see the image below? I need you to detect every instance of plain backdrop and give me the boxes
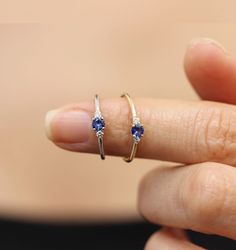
[0,1,235,223]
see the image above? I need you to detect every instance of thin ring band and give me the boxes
[121,93,144,163]
[92,94,105,160]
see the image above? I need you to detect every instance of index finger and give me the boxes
[45,97,236,165]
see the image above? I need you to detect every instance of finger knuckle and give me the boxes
[195,105,236,163]
[182,163,227,228]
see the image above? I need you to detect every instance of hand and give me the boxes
[45,38,236,249]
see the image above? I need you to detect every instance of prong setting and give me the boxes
[92,116,105,136]
[92,95,105,160]
[131,120,144,144]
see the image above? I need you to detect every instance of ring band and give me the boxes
[121,93,144,163]
[92,94,105,160]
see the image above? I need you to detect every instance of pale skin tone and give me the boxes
[45,38,236,249]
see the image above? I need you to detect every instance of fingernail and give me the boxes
[45,109,90,143]
[189,37,227,53]
[45,109,59,140]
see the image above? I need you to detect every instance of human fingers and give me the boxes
[46,98,236,165]
[138,162,236,239]
[184,38,236,104]
[145,227,204,250]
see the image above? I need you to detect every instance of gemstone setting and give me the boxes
[92,117,105,133]
[131,122,144,143]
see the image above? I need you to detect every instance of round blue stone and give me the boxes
[92,117,105,132]
[131,123,144,140]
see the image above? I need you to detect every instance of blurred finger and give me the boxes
[184,38,236,104]
[145,227,204,250]
[138,162,236,239]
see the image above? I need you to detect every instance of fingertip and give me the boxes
[183,38,236,103]
[145,227,203,250]
[188,37,227,53]
[45,108,91,144]
[184,37,228,81]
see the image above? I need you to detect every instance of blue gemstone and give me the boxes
[131,123,144,140]
[92,117,105,132]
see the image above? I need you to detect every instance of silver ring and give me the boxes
[92,94,105,160]
[121,93,144,163]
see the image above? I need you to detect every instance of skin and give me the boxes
[45,38,236,248]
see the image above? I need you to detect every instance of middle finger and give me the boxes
[138,162,236,239]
